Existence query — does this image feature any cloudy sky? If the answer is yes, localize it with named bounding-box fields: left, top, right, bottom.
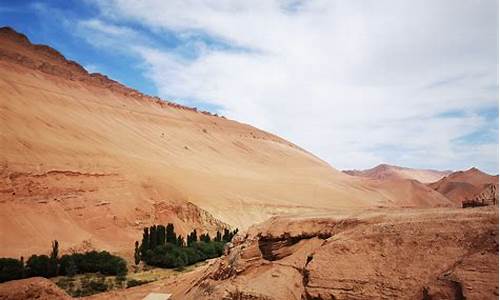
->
left=2, top=0, right=498, bottom=173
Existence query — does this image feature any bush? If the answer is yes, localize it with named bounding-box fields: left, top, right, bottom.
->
left=26, top=255, right=50, bottom=277
left=59, top=251, right=127, bottom=276
left=73, top=276, right=110, bottom=297
left=0, top=258, right=24, bottom=283
left=126, top=279, right=152, bottom=288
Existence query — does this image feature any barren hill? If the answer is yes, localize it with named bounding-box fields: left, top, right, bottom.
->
left=343, top=163, right=451, bottom=183
left=0, top=27, right=453, bottom=258
left=428, top=167, right=499, bottom=204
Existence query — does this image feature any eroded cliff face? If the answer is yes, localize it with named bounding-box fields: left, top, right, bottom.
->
left=181, top=208, right=498, bottom=300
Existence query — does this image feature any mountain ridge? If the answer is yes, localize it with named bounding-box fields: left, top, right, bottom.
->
left=428, top=167, right=499, bottom=204
left=343, top=163, right=452, bottom=183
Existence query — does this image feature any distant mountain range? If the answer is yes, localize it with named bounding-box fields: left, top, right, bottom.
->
left=343, top=163, right=452, bottom=183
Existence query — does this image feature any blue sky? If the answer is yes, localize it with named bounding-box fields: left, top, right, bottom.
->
left=1, top=0, right=498, bottom=173
left=0, top=1, right=159, bottom=96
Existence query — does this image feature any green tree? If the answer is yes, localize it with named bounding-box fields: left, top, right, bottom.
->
left=140, top=227, right=149, bottom=257
left=150, top=225, right=158, bottom=250
left=222, top=229, right=230, bottom=242
left=188, top=229, right=198, bottom=246
left=214, top=231, right=222, bottom=242
left=48, top=240, right=59, bottom=276
left=201, top=233, right=211, bottom=243
left=166, top=223, right=176, bottom=244
left=0, top=258, right=24, bottom=283
left=176, top=235, right=185, bottom=247
left=134, top=241, right=141, bottom=265
left=157, top=225, right=166, bottom=246
left=65, top=258, right=78, bottom=277
left=26, top=255, right=50, bottom=277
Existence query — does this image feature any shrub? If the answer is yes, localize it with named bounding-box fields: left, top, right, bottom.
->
left=126, top=279, right=152, bottom=288
left=74, top=276, right=110, bottom=297
left=59, top=251, right=127, bottom=276
left=60, top=251, right=127, bottom=276
left=0, top=258, right=24, bottom=283
left=26, top=255, right=50, bottom=277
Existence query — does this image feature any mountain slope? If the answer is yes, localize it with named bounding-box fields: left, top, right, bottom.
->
left=343, top=163, right=451, bottom=183
left=0, top=27, right=454, bottom=258
left=428, top=167, right=499, bottom=204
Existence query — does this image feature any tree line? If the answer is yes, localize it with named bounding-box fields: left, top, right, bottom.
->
left=136, top=224, right=238, bottom=268
left=0, top=241, right=127, bottom=283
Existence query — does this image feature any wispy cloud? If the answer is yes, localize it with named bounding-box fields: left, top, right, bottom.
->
left=70, top=0, right=498, bottom=173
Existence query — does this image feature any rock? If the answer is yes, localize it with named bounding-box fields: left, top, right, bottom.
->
left=182, top=208, right=498, bottom=300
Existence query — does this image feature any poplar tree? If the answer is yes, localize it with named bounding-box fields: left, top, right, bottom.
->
left=158, top=225, right=166, bottom=246
left=134, top=241, right=141, bottom=265
left=177, top=235, right=184, bottom=247
left=48, top=240, right=59, bottom=276
left=150, top=225, right=158, bottom=249
left=140, top=227, right=150, bottom=257
left=166, top=223, right=176, bottom=244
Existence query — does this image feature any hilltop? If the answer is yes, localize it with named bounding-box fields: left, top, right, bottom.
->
left=428, top=167, right=499, bottom=204
left=343, top=163, right=451, bottom=183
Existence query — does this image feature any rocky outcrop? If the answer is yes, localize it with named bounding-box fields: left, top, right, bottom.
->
left=463, top=183, right=498, bottom=208
left=181, top=208, right=498, bottom=300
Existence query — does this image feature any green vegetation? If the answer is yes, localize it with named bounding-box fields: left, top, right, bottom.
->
left=55, top=274, right=112, bottom=297
left=59, top=251, right=127, bottom=276
left=126, top=278, right=152, bottom=288
left=53, top=266, right=186, bottom=296
left=0, top=240, right=127, bottom=283
left=0, top=258, right=24, bottom=283
left=138, top=224, right=238, bottom=269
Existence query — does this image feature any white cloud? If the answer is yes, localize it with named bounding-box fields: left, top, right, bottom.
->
left=82, top=0, right=498, bottom=173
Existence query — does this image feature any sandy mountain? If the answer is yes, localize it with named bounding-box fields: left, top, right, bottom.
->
left=344, top=163, right=451, bottom=183
left=428, top=167, right=499, bottom=204
left=0, top=27, right=454, bottom=259
left=360, top=178, right=455, bottom=208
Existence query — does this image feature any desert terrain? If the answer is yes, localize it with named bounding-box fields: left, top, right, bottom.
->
left=343, top=163, right=452, bottom=183
left=0, top=27, right=462, bottom=258
left=8, top=207, right=495, bottom=300
left=0, top=26, right=498, bottom=300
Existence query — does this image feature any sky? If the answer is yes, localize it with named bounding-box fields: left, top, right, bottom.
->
left=1, top=0, right=499, bottom=174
